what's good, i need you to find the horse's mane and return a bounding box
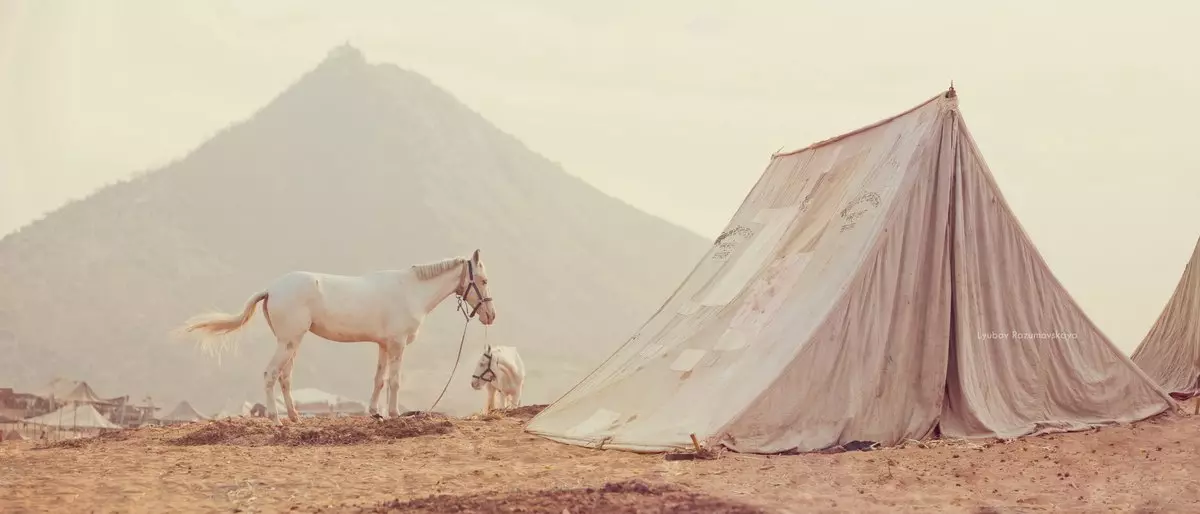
[410,257,467,281]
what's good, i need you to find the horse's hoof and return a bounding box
[371,413,384,422]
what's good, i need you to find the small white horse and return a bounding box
[178,250,496,424]
[470,344,525,413]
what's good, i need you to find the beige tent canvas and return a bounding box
[23,403,121,430]
[162,401,209,423]
[526,88,1176,454]
[33,378,110,405]
[1131,237,1200,400]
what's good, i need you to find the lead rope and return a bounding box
[427,296,472,413]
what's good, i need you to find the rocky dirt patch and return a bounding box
[34,429,135,450]
[170,414,455,446]
[338,479,769,514]
[464,404,548,422]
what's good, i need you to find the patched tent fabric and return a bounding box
[1131,237,1200,400]
[526,89,1176,454]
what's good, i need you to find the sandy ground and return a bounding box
[2,406,1199,513]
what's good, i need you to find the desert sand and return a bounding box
[2,406,1198,513]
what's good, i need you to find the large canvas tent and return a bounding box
[527,88,1176,454]
[1130,237,1200,400]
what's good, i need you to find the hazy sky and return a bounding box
[1,0,1198,350]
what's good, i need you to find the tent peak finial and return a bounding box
[947,81,956,98]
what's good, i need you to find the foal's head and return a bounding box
[470,344,497,390]
[458,249,496,325]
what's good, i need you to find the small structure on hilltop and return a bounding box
[1131,236,1200,406]
[161,401,210,424]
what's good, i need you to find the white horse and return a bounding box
[178,250,496,424]
[470,344,525,413]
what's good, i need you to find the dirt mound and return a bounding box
[502,404,547,419]
[171,414,455,446]
[348,479,768,514]
[35,438,90,450]
[464,405,549,422]
[34,429,134,450]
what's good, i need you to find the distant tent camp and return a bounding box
[23,402,120,431]
[291,388,367,414]
[268,388,368,415]
[1131,236,1200,400]
[3,430,26,441]
[527,88,1177,454]
[162,401,210,423]
[213,400,254,419]
[32,378,111,405]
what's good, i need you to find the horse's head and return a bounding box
[470,344,496,390]
[458,249,496,325]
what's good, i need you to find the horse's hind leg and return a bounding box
[279,336,303,422]
[263,342,291,425]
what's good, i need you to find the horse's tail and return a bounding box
[176,291,268,358]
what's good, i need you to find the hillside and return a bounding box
[0,45,709,416]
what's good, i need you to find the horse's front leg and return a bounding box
[385,334,413,418]
[485,385,496,414]
[369,343,388,420]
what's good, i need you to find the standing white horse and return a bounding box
[470,344,525,413]
[177,250,496,424]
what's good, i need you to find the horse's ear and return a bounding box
[485,344,492,353]
[472,249,481,263]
